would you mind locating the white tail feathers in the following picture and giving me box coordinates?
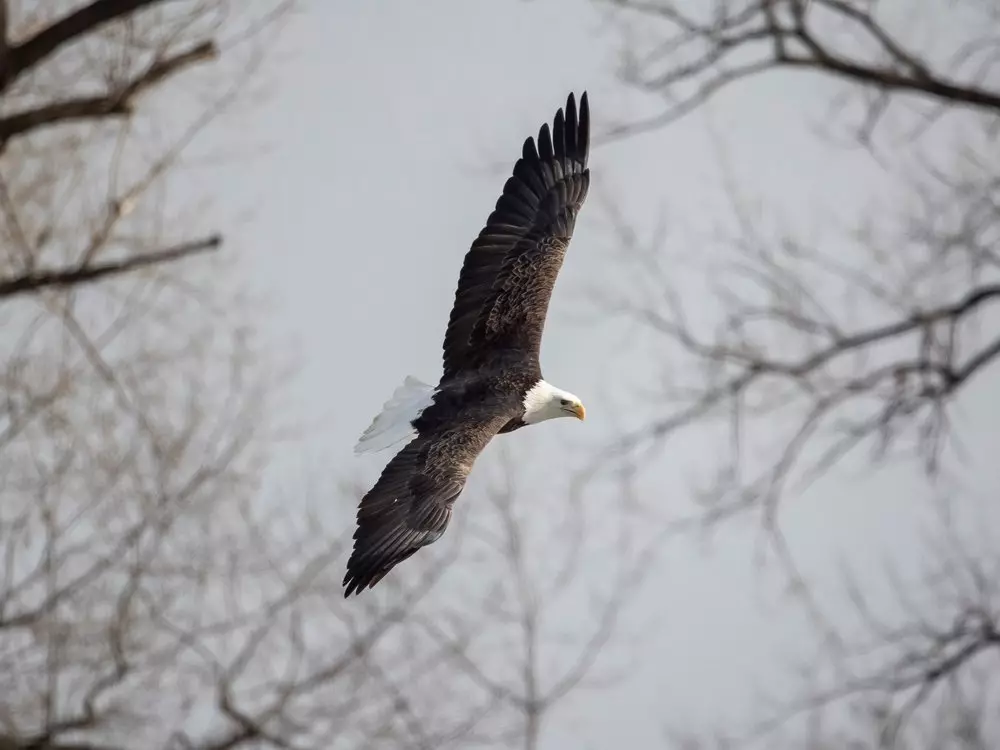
[354,376,436,455]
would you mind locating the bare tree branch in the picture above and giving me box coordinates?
[0,3,8,76]
[0,39,217,143]
[1,0,178,91]
[0,234,220,299]
[599,0,1000,142]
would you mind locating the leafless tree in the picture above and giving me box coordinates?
[182,450,653,750]
[0,6,650,748]
[404,447,660,750]
[0,1,307,747]
[586,0,1000,746]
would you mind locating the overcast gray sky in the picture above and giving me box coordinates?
[185,2,1000,746]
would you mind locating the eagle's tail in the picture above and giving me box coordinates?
[354,376,435,455]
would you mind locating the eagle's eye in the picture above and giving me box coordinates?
[559,399,569,406]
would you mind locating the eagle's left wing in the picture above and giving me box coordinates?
[343,411,508,597]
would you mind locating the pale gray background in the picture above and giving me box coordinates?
[188,2,1000,746]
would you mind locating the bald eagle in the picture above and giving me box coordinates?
[344,92,591,597]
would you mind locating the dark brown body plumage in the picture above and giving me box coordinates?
[344,92,591,597]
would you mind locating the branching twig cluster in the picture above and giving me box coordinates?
[594,0,1000,746]
[600,0,1000,142]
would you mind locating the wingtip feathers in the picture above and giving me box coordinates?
[520,91,591,174]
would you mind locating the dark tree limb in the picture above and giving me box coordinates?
[3,738,121,750]
[0,234,221,300]
[0,2,8,74]
[600,0,1000,141]
[0,0,178,91]
[0,39,217,143]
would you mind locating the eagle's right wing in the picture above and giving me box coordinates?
[440,92,590,381]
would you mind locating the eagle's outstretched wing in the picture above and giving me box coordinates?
[440,92,591,381]
[343,411,508,597]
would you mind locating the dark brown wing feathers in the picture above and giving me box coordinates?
[343,411,508,597]
[344,434,460,597]
[441,92,590,380]
[345,93,592,597]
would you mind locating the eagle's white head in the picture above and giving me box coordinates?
[522,380,586,425]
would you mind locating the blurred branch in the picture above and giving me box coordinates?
[0,738,122,750]
[411,454,661,750]
[0,0,176,91]
[0,4,8,75]
[0,234,221,300]
[601,0,1000,141]
[592,101,1000,520]
[0,39,218,144]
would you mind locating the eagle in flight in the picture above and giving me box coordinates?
[345,92,591,597]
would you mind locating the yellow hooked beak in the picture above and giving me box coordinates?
[571,402,586,421]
